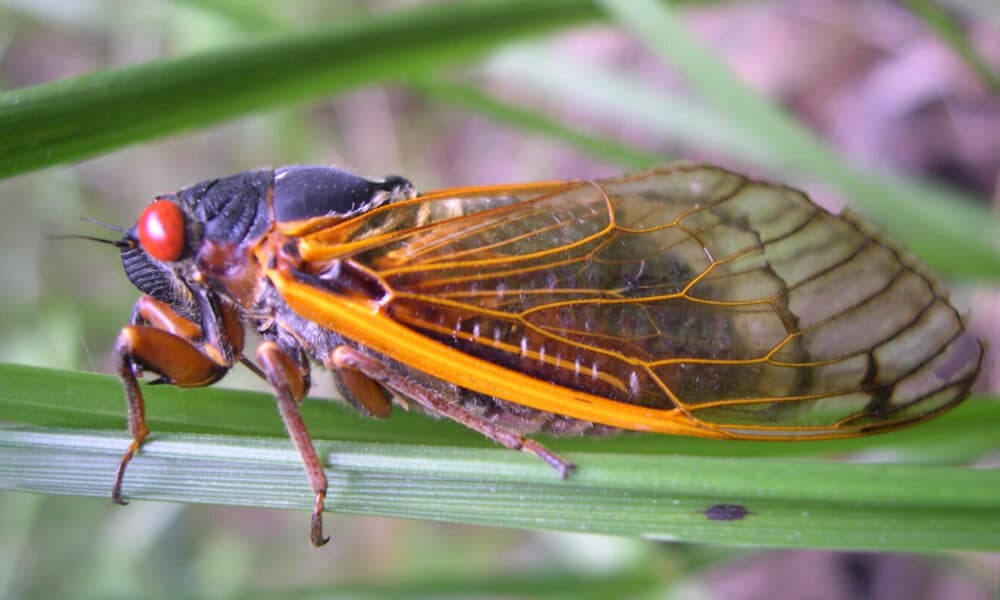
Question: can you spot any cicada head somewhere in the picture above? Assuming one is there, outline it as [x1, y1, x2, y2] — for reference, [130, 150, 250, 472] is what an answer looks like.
[119, 169, 273, 321]
[120, 166, 415, 318]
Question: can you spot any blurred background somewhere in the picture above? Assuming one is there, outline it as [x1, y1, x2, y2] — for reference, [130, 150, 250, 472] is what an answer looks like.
[0, 0, 998, 598]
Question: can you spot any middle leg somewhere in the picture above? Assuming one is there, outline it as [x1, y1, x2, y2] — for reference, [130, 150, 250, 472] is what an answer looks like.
[329, 345, 575, 478]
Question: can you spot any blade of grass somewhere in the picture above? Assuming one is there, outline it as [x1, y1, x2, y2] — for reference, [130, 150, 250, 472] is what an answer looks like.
[192, 0, 667, 171]
[1, 364, 998, 552]
[243, 568, 662, 600]
[2, 426, 998, 553]
[484, 49, 780, 164]
[934, 0, 1000, 21]
[2, 364, 998, 462]
[0, 0, 604, 179]
[592, 0, 1000, 279]
[482, 48, 1000, 277]
[902, 0, 1000, 93]
[406, 78, 665, 169]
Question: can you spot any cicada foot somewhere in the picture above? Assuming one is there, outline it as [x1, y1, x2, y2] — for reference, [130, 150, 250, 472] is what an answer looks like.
[311, 489, 329, 547]
[111, 436, 146, 506]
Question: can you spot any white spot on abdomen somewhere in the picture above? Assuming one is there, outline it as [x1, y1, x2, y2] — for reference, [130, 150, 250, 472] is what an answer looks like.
[629, 371, 641, 400]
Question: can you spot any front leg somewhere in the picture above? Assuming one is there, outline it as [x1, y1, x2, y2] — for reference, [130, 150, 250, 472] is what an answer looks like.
[113, 295, 241, 505]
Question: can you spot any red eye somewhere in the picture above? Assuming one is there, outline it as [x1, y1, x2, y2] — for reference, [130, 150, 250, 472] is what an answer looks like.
[137, 199, 186, 262]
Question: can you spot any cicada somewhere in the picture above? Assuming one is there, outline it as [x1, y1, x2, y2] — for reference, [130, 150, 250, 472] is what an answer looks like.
[106, 163, 982, 545]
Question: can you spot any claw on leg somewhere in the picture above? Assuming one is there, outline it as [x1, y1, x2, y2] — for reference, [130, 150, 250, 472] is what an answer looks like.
[111, 436, 145, 505]
[311, 490, 329, 547]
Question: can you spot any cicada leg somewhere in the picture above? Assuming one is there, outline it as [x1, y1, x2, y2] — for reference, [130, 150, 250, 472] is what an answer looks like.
[329, 364, 394, 419]
[329, 345, 575, 478]
[256, 340, 329, 547]
[112, 295, 241, 505]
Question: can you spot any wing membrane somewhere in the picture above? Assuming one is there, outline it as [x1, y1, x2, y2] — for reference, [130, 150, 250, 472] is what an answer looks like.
[297, 164, 982, 438]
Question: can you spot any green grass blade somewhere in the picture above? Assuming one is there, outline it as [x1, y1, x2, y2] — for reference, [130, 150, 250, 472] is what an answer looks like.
[3, 427, 998, 553]
[0, 0, 603, 179]
[407, 78, 665, 169]
[1, 364, 998, 552]
[486, 48, 776, 163]
[902, 0, 1000, 93]
[933, 0, 1000, 21]
[595, 0, 1000, 279]
[3, 363, 998, 461]
[483, 48, 1000, 278]
[243, 568, 662, 600]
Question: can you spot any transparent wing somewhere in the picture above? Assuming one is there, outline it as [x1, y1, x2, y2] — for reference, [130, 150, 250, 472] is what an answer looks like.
[297, 164, 982, 438]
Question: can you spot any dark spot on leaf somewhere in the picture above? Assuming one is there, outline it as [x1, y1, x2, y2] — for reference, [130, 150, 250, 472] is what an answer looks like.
[704, 504, 748, 521]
